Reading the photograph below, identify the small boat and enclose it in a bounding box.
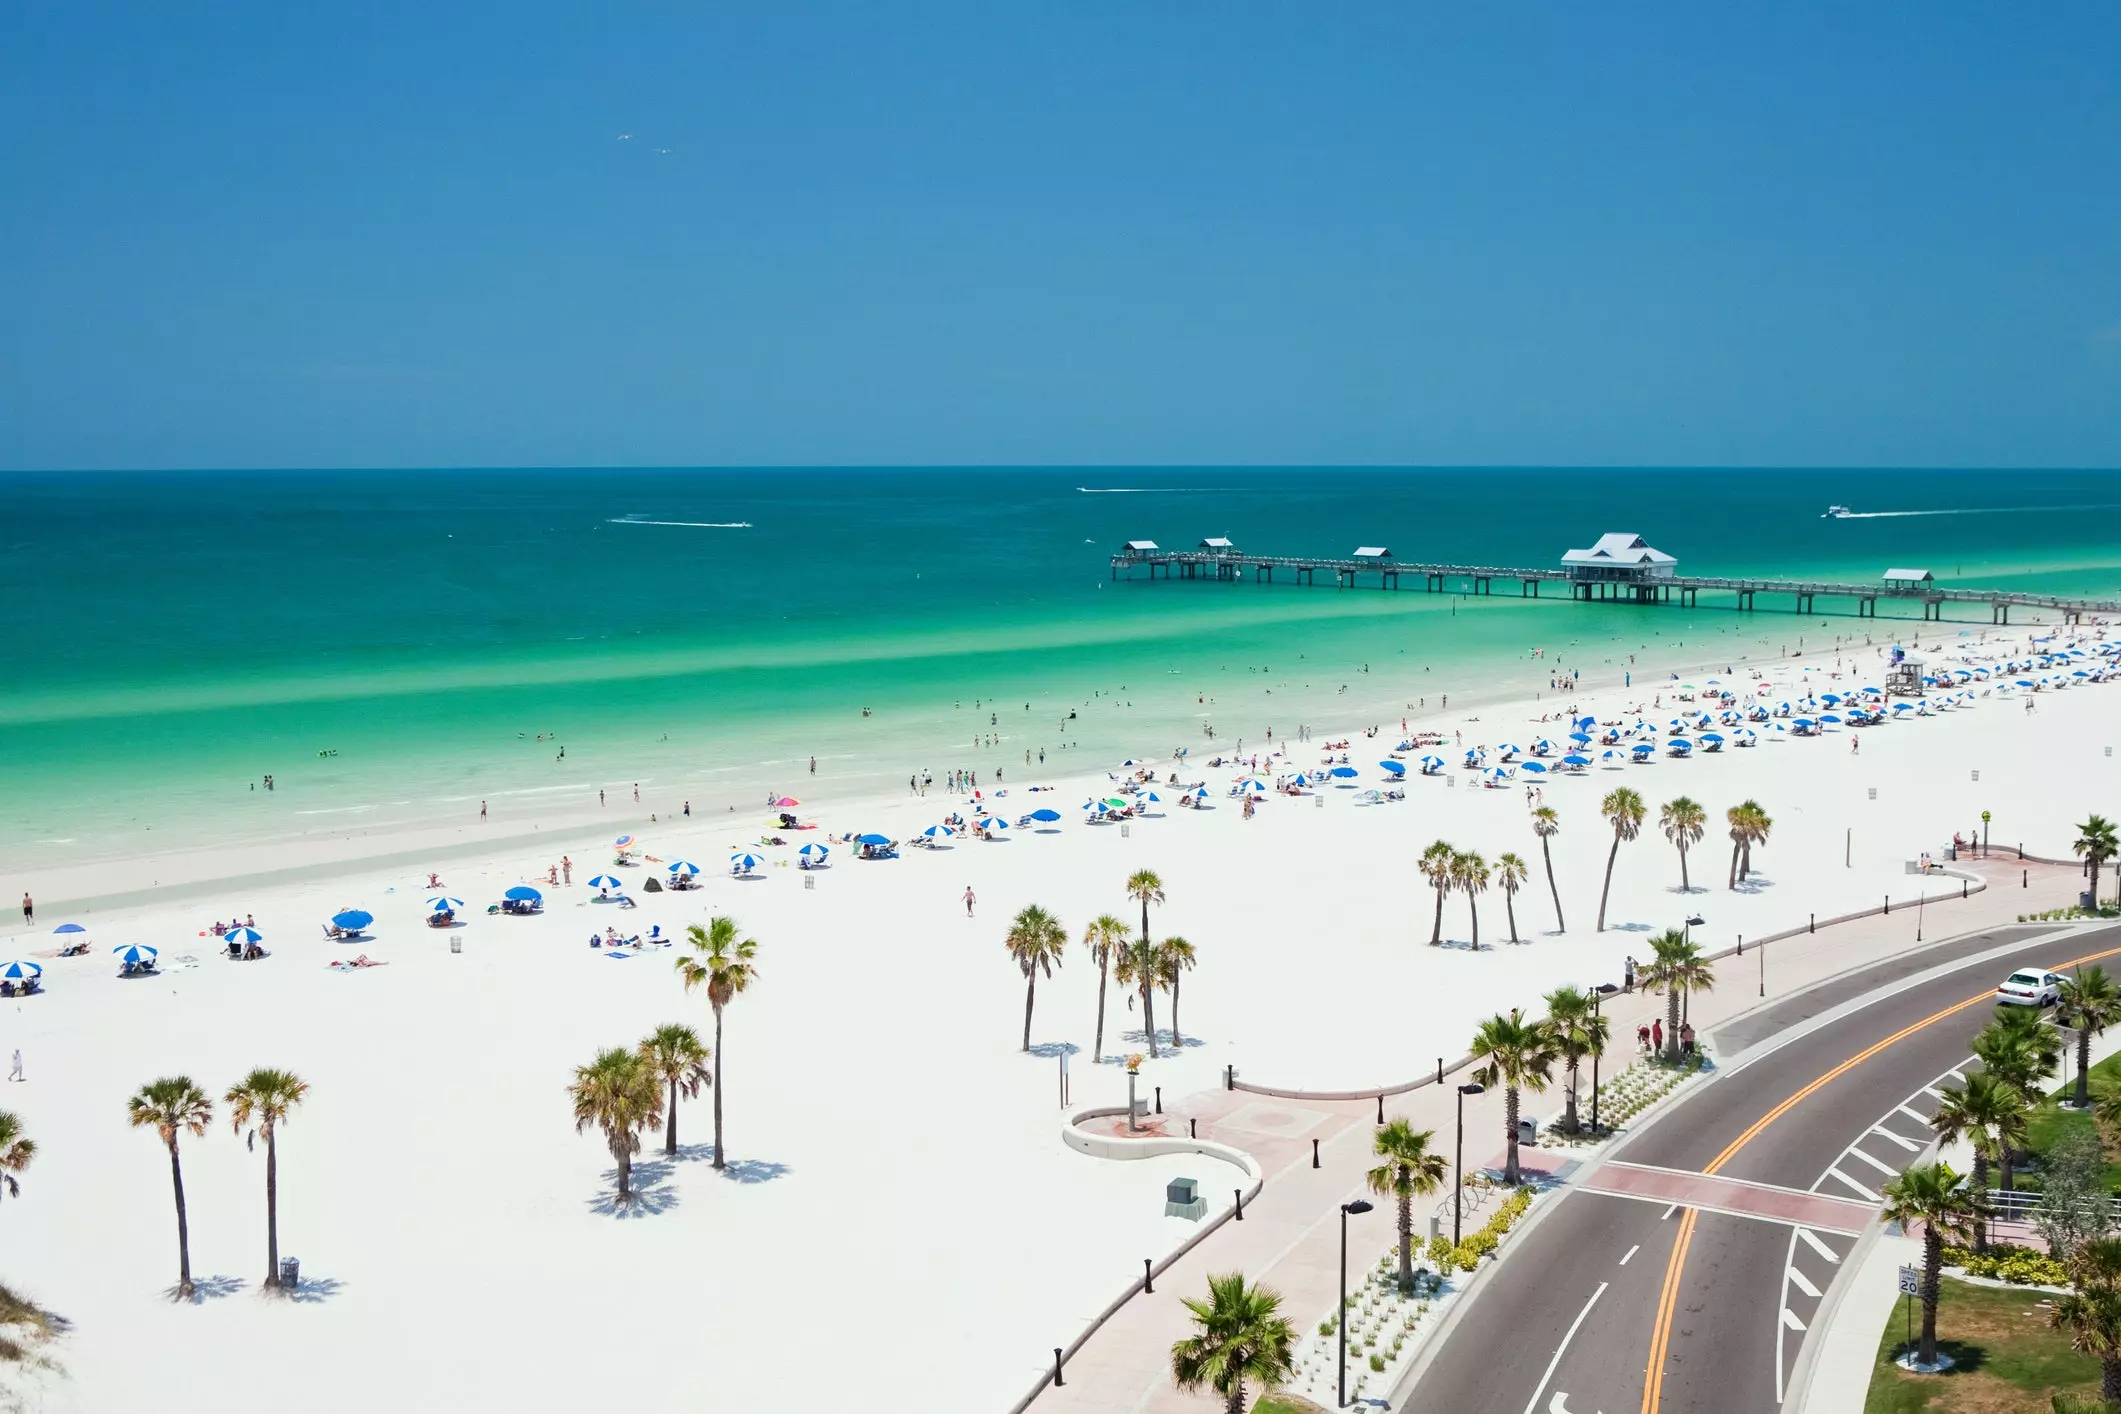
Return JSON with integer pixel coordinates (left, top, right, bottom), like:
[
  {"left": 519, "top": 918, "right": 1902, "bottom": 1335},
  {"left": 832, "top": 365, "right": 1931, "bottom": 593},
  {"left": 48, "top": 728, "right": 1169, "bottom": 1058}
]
[{"left": 1822, "top": 505, "right": 1853, "bottom": 519}]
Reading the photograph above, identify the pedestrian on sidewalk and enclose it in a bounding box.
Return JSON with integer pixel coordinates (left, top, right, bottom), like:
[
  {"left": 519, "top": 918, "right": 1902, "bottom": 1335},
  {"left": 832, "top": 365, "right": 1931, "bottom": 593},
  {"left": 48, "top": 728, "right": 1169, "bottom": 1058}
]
[
  {"left": 1637, "top": 1023, "right": 1651, "bottom": 1053},
  {"left": 1680, "top": 1022, "right": 1696, "bottom": 1056},
  {"left": 1651, "top": 1018, "right": 1664, "bottom": 1054},
  {"left": 1623, "top": 954, "right": 1637, "bottom": 992}
]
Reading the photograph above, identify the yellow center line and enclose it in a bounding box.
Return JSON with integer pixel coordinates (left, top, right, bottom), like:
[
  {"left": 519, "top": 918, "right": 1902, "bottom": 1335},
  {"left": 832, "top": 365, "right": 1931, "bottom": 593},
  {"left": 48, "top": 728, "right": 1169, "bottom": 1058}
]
[{"left": 1640, "top": 938, "right": 2121, "bottom": 1411}]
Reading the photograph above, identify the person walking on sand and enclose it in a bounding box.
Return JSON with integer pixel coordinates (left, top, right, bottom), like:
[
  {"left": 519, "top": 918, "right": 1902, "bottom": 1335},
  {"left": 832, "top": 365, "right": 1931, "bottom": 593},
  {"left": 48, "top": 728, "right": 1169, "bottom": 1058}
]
[
  {"left": 962, "top": 886, "right": 976, "bottom": 918},
  {"left": 480, "top": 800, "right": 487, "bottom": 820},
  {"left": 7, "top": 1050, "right": 18, "bottom": 1082},
  {"left": 561, "top": 856, "right": 572, "bottom": 885},
  {"left": 19, "top": 894, "right": 30, "bottom": 925}
]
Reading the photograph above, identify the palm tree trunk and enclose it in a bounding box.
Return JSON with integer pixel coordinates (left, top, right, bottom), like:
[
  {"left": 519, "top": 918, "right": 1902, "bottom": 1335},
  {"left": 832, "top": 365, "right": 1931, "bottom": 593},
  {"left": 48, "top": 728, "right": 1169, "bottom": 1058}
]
[
  {"left": 1541, "top": 839, "right": 1565, "bottom": 933},
  {"left": 616, "top": 1140, "right": 632, "bottom": 1199},
  {"left": 2078, "top": 1025, "right": 2094, "bottom": 1108},
  {"left": 263, "top": 1126, "right": 280, "bottom": 1289},
  {"left": 711, "top": 1007, "right": 727, "bottom": 1170},
  {"left": 1225, "top": 1384, "right": 1245, "bottom": 1414},
  {"left": 1729, "top": 841, "right": 1741, "bottom": 890},
  {"left": 2104, "top": 1349, "right": 2121, "bottom": 1406},
  {"left": 1468, "top": 896, "right": 1480, "bottom": 950},
  {"left": 1170, "top": 974, "right": 1183, "bottom": 1048},
  {"left": 1597, "top": 835, "right": 1620, "bottom": 931},
  {"left": 1430, "top": 885, "right": 1445, "bottom": 945},
  {"left": 1142, "top": 978, "right": 1159, "bottom": 1058},
  {"left": 1022, "top": 972, "right": 1036, "bottom": 1051},
  {"left": 1918, "top": 1227, "right": 1941, "bottom": 1366},
  {"left": 1505, "top": 891, "right": 1519, "bottom": 944},
  {"left": 1397, "top": 1188, "right": 1414, "bottom": 1290},
  {"left": 1678, "top": 842, "right": 1690, "bottom": 892},
  {"left": 1564, "top": 1059, "right": 1580, "bottom": 1134},
  {"left": 1971, "top": 1148, "right": 1990, "bottom": 1250},
  {"left": 167, "top": 1136, "right": 194, "bottom": 1299},
  {"left": 1666, "top": 989, "right": 1682, "bottom": 1062},
  {"left": 1741, "top": 840, "right": 1754, "bottom": 881},
  {"left": 1504, "top": 1085, "right": 1521, "bottom": 1184},
  {"left": 1094, "top": 954, "right": 1109, "bottom": 1063},
  {"left": 666, "top": 1077, "right": 679, "bottom": 1156},
  {"left": 2000, "top": 1144, "right": 2015, "bottom": 1191}
]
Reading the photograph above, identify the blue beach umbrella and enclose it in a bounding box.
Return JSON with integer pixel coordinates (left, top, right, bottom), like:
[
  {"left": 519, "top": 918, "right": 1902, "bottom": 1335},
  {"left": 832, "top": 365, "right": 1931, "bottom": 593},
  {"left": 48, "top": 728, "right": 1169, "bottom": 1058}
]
[
  {"left": 51, "top": 922, "right": 88, "bottom": 937},
  {"left": 919, "top": 824, "right": 955, "bottom": 840},
  {"left": 1600, "top": 748, "right": 1625, "bottom": 764},
  {"left": 1520, "top": 760, "right": 1548, "bottom": 774},
  {"left": 1328, "top": 765, "right": 1359, "bottom": 779},
  {"left": 1630, "top": 742, "right": 1655, "bottom": 757},
  {"left": 1027, "top": 808, "right": 1062, "bottom": 822},
  {"left": 1485, "top": 766, "right": 1513, "bottom": 782},
  {"left": 587, "top": 874, "right": 625, "bottom": 889},
  {"left": 224, "top": 926, "right": 264, "bottom": 945},
  {"left": 0, "top": 961, "right": 42, "bottom": 982},
  {"left": 665, "top": 860, "right": 700, "bottom": 876},
  {"left": 1143, "top": 791, "right": 1162, "bottom": 803},
  {"left": 1700, "top": 732, "right": 1724, "bottom": 746},
  {"left": 1819, "top": 714, "right": 1841, "bottom": 724},
  {"left": 798, "top": 842, "right": 830, "bottom": 859},
  {"left": 981, "top": 816, "right": 1009, "bottom": 832},
  {"left": 428, "top": 896, "right": 465, "bottom": 912},
  {"left": 331, "top": 909, "right": 374, "bottom": 931},
  {"left": 1419, "top": 756, "right": 1444, "bottom": 773},
  {"left": 503, "top": 885, "right": 542, "bottom": 903},
  {"left": 113, "top": 944, "right": 158, "bottom": 965},
  {"left": 729, "top": 852, "right": 765, "bottom": 872},
  {"left": 1575, "top": 715, "right": 1597, "bottom": 729},
  {"left": 1378, "top": 760, "right": 1406, "bottom": 776},
  {"left": 1192, "top": 786, "right": 1210, "bottom": 798},
  {"left": 1568, "top": 732, "right": 1593, "bottom": 745},
  {"left": 1561, "top": 753, "right": 1592, "bottom": 768},
  {"left": 856, "top": 833, "right": 892, "bottom": 846},
  {"left": 1082, "top": 799, "right": 1106, "bottom": 814},
  {"left": 1668, "top": 738, "right": 1693, "bottom": 752}
]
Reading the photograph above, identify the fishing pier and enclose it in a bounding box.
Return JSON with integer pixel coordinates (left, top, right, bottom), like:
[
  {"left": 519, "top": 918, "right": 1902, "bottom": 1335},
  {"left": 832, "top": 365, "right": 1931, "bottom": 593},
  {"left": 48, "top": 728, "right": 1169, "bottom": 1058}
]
[{"left": 1111, "top": 533, "right": 2121, "bottom": 625}]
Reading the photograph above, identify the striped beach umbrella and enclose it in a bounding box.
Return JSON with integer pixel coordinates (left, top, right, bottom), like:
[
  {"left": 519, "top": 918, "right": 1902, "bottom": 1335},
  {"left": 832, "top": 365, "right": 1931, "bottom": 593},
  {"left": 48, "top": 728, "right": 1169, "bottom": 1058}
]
[
  {"left": 113, "top": 944, "right": 159, "bottom": 966},
  {"left": 798, "top": 842, "right": 830, "bottom": 860},
  {"left": 0, "top": 961, "right": 42, "bottom": 982},
  {"left": 587, "top": 874, "right": 625, "bottom": 889},
  {"left": 224, "top": 927, "right": 264, "bottom": 945},
  {"left": 428, "top": 896, "right": 466, "bottom": 912},
  {"left": 729, "top": 853, "right": 765, "bottom": 873}
]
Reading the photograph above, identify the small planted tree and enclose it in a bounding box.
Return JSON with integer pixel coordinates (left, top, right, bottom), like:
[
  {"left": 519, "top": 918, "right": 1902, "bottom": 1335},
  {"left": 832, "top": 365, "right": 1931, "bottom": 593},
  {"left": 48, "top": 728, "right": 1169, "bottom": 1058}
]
[
  {"left": 225, "top": 1067, "right": 310, "bottom": 1291},
  {"left": 127, "top": 1077, "right": 213, "bottom": 1298},
  {"left": 569, "top": 1047, "right": 664, "bottom": 1202},
  {"left": 1419, "top": 841, "right": 1455, "bottom": 946},
  {"left": 1169, "top": 1271, "right": 1297, "bottom": 1414},
  {"left": 1366, "top": 1121, "right": 1447, "bottom": 1293},
  {"left": 1596, "top": 788, "right": 1645, "bottom": 931},
  {"left": 1470, "top": 1009, "right": 1554, "bottom": 1185},
  {"left": 1660, "top": 797, "right": 1706, "bottom": 892},
  {"left": 638, "top": 1023, "right": 711, "bottom": 1156},
  {"left": 1530, "top": 808, "right": 1564, "bottom": 933},
  {"left": 1879, "top": 1162, "right": 1980, "bottom": 1370},
  {"left": 2058, "top": 966, "right": 2121, "bottom": 1109},
  {"left": 0, "top": 1112, "right": 33, "bottom": 1207}
]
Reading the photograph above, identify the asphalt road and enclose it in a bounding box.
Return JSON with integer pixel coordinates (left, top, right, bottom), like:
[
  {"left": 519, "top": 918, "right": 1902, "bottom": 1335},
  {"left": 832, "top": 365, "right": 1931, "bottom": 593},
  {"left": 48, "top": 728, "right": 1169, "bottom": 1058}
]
[{"left": 1394, "top": 921, "right": 2121, "bottom": 1414}]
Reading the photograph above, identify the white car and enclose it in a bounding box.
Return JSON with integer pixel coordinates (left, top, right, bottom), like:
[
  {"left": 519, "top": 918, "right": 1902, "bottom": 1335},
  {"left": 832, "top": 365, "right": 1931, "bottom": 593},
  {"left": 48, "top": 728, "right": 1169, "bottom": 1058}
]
[{"left": 1996, "top": 969, "right": 2064, "bottom": 1007}]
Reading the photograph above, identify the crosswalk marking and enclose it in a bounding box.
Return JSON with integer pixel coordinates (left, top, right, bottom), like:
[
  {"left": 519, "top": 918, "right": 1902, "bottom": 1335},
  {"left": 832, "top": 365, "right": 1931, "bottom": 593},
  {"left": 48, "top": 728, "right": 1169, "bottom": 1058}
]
[
  {"left": 1782, "top": 1308, "right": 1808, "bottom": 1332},
  {"left": 1897, "top": 1104, "right": 1933, "bottom": 1126},
  {"left": 1847, "top": 1145, "right": 1901, "bottom": 1177},
  {"left": 1870, "top": 1125, "right": 1923, "bottom": 1153},
  {"left": 1787, "top": 1266, "right": 1822, "bottom": 1298},
  {"left": 1796, "top": 1227, "right": 1841, "bottom": 1264},
  {"left": 1827, "top": 1167, "right": 1882, "bottom": 1201},
  {"left": 1922, "top": 1086, "right": 1948, "bottom": 1101}
]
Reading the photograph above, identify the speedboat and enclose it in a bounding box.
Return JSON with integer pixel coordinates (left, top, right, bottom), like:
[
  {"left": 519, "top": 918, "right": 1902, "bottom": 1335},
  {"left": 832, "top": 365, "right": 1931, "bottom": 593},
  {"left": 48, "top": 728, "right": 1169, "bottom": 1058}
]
[{"left": 1822, "top": 505, "right": 1852, "bottom": 519}]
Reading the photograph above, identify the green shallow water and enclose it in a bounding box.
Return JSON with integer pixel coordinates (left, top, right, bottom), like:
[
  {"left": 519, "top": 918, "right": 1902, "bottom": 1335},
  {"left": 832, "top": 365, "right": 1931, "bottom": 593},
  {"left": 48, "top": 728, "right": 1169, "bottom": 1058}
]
[{"left": 3, "top": 466, "right": 2116, "bottom": 861}]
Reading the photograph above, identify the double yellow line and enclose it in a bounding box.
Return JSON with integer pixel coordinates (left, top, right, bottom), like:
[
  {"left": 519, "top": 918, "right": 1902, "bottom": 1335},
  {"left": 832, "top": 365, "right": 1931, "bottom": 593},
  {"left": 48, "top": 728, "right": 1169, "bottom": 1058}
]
[{"left": 1638, "top": 939, "right": 2121, "bottom": 1414}]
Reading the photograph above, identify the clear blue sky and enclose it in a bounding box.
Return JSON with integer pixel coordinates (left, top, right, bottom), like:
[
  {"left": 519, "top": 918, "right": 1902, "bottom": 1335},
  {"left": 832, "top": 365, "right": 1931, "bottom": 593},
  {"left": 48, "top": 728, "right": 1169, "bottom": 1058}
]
[{"left": 4, "top": 2, "right": 2118, "bottom": 470}]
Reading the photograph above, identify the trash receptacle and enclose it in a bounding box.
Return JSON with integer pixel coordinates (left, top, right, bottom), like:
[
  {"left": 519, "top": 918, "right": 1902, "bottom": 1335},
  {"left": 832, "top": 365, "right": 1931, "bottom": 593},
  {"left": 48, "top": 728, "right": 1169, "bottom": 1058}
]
[
  {"left": 1515, "top": 1116, "right": 1539, "bottom": 1146},
  {"left": 278, "top": 1257, "right": 300, "bottom": 1289},
  {"left": 449, "top": 937, "right": 462, "bottom": 954},
  {"left": 2083, "top": 892, "right": 2097, "bottom": 911}
]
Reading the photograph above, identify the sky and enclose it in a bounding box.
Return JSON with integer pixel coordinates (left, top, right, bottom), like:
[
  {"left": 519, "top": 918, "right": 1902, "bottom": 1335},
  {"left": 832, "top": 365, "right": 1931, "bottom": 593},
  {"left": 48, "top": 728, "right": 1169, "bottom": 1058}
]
[{"left": 3, "top": 2, "right": 2118, "bottom": 471}]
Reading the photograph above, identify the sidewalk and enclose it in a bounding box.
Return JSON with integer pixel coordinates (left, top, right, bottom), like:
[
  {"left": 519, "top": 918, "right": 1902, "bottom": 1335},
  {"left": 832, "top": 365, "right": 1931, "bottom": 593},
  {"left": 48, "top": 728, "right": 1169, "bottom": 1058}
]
[{"left": 1025, "top": 857, "right": 2085, "bottom": 1412}]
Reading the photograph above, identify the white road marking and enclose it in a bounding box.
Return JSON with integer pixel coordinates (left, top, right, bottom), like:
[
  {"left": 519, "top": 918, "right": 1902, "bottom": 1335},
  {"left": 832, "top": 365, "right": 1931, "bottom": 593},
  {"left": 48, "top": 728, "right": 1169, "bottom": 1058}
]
[
  {"left": 1948, "top": 1067, "right": 1969, "bottom": 1083},
  {"left": 1619, "top": 1244, "right": 1640, "bottom": 1266},
  {"left": 1827, "top": 1167, "right": 1882, "bottom": 1201},
  {"left": 1786, "top": 1266, "right": 1822, "bottom": 1298},
  {"left": 1846, "top": 1145, "right": 1902, "bottom": 1177},
  {"left": 1661, "top": 1204, "right": 1678, "bottom": 1220},
  {"left": 1921, "top": 1085, "right": 1948, "bottom": 1101},
  {"left": 1796, "top": 1227, "right": 1842, "bottom": 1264},
  {"left": 1520, "top": 1283, "right": 1608, "bottom": 1414},
  {"left": 1870, "top": 1124, "right": 1923, "bottom": 1152},
  {"left": 1551, "top": 1394, "right": 1602, "bottom": 1414},
  {"left": 1897, "top": 1103, "right": 1933, "bottom": 1125},
  {"left": 1781, "top": 1307, "right": 1808, "bottom": 1332}
]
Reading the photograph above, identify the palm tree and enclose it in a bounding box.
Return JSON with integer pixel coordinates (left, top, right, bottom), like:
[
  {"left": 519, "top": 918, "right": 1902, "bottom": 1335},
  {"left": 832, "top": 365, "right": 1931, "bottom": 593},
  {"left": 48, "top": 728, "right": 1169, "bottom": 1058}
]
[
  {"left": 676, "top": 916, "right": 759, "bottom": 1170},
  {"left": 225, "top": 1068, "right": 309, "bottom": 1291},
  {"left": 2059, "top": 966, "right": 2121, "bottom": 1109},
  {"left": 1470, "top": 1009, "right": 1554, "bottom": 1184},
  {"left": 1004, "top": 904, "right": 1068, "bottom": 1052},
  {"left": 1494, "top": 853, "right": 1529, "bottom": 944},
  {"left": 1084, "top": 914, "right": 1130, "bottom": 1064},
  {"left": 1453, "top": 851, "right": 1490, "bottom": 949},
  {"left": 1159, "top": 937, "right": 1198, "bottom": 1048},
  {"left": 1419, "top": 840, "right": 1456, "bottom": 945},
  {"left": 1660, "top": 796, "right": 1707, "bottom": 893},
  {"left": 1880, "top": 1162, "right": 1981, "bottom": 1369},
  {"left": 1531, "top": 807, "right": 1565, "bottom": 933},
  {"left": 1972, "top": 1010, "right": 2060, "bottom": 1188},
  {"left": 2074, "top": 815, "right": 2120, "bottom": 909},
  {"left": 638, "top": 1023, "right": 711, "bottom": 1156},
  {"left": 1725, "top": 802, "right": 1749, "bottom": 889},
  {"left": 569, "top": 1047, "right": 664, "bottom": 1202},
  {"left": 1168, "top": 1271, "right": 1297, "bottom": 1414},
  {"left": 127, "top": 1077, "right": 213, "bottom": 1298},
  {"left": 1640, "top": 929, "right": 1712, "bottom": 1061},
  {"left": 1114, "top": 937, "right": 1164, "bottom": 1059},
  {"left": 1596, "top": 787, "right": 1646, "bottom": 931},
  {"left": 0, "top": 1112, "right": 34, "bottom": 1206},
  {"left": 1929, "top": 1071, "right": 2027, "bottom": 1250},
  {"left": 2053, "top": 1237, "right": 2121, "bottom": 1404},
  {"left": 1367, "top": 1121, "right": 1447, "bottom": 1292},
  {"left": 1125, "top": 869, "right": 1168, "bottom": 1056},
  {"left": 1544, "top": 986, "right": 1609, "bottom": 1135},
  {"left": 1735, "top": 799, "right": 1772, "bottom": 883}
]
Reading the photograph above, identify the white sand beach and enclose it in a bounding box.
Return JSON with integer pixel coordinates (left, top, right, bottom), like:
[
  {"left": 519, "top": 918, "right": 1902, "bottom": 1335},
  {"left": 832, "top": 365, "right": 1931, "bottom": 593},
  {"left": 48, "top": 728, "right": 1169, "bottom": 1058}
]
[{"left": 2, "top": 627, "right": 2115, "bottom": 1412}]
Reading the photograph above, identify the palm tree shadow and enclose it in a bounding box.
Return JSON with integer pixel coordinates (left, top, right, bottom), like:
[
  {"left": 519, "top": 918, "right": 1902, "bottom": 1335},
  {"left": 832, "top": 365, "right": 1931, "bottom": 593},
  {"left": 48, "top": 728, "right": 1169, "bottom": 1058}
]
[
  {"left": 1732, "top": 872, "right": 1774, "bottom": 895},
  {"left": 169, "top": 1274, "right": 247, "bottom": 1303},
  {"left": 719, "top": 1158, "right": 790, "bottom": 1184},
  {"left": 585, "top": 1160, "right": 682, "bottom": 1218},
  {"left": 1029, "top": 1040, "right": 1081, "bottom": 1059},
  {"left": 287, "top": 1277, "right": 346, "bottom": 1305}
]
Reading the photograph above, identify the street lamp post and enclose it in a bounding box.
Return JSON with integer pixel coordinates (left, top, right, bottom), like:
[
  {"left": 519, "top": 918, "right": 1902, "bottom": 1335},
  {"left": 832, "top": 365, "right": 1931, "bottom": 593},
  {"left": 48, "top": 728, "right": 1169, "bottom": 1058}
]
[
  {"left": 1589, "top": 983, "right": 1619, "bottom": 1132},
  {"left": 1454, "top": 1082, "right": 1485, "bottom": 1245},
  {"left": 1682, "top": 915, "right": 1705, "bottom": 1028},
  {"left": 1338, "top": 1198, "right": 1374, "bottom": 1408}
]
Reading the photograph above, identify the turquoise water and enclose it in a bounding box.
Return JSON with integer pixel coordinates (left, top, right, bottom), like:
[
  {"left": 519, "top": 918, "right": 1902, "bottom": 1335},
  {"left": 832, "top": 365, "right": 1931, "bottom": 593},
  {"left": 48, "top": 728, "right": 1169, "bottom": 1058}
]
[{"left": 4, "top": 467, "right": 2118, "bottom": 860}]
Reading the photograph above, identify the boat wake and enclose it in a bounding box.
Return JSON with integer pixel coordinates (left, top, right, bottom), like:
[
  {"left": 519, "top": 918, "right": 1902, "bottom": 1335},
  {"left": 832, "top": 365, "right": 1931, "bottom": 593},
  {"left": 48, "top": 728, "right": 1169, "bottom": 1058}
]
[
  {"left": 607, "top": 517, "right": 754, "bottom": 528},
  {"left": 1833, "top": 504, "right": 2121, "bottom": 519}
]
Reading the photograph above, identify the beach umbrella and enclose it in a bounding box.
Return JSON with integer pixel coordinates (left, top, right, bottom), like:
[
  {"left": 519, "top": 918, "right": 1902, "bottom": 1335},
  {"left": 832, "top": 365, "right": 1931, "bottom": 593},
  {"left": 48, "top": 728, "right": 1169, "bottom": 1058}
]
[
  {"left": 729, "top": 852, "right": 765, "bottom": 872},
  {"left": 1700, "top": 732, "right": 1724, "bottom": 744},
  {"left": 1819, "top": 714, "right": 1841, "bottom": 725},
  {"left": 613, "top": 835, "right": 636, "bottom": 849},
  {"left": 1104, "top": 797, "right": 1133, "bottom": 810},
  {"left": 855, "top": 833, "right": 892, "bottom": 846},
  {"left": 330, "top": 909, "right": 374, "bottom": 932},
  {"left": 1568, "top": 732, "right": 1593, "bottom": 745},
  {"left": 1630, "top": 742, "right": 1655, "bottom": 757},
  {"left": 503, "top": 885, "right": 542, "bottom": 903},
  {"left": 1240, "top": 779, "right": 1268, "bottom": 794},
  {"left": 1328, "top": 765, "right": 1359, "bottom": 779},
  {"left": 113, "top": 944, "right": 159, "bottom": 965},
  {"left": 771, "top": 797, "right": 801, "bottom": 808},
  {"left": 1143, "top": 792, "right": 1162, "bottom": 803},
  {"left": 1379, "top": 760, "right": 1406, "bottom": 775},
  {"left": 1668, "top": 738, "right": 1693, "bottom": 752},
  {"left": 1027, "top": 808, "right": 1062, "bottom": 822},
  {"left": 427, "top": 896, "right": 465, "bottom": 912},
  {"left": 1521, "top": 760, "right": 1549, "bottom": 774},
  {"left": 221, "top": 926, "right": 263, "bottom": 946},
  {"left": 919, "top": 824, "right": 955, "bottom": 840},
  {"left": 51, "top": 922, "right": 88, "bottom": 938},
  {"left": 1419, "top": 756, "right": 1445, "bottom": 773},
  {"left": 666, "top": 860, "right": 700, "bottom": 876},
  {"left": 1561, "top": 753, "right": 1592, "bottom": 768},
  {"left": 1574, "top": 715, "right": 1596, "bottom": 730},
  {"left": 1081, "top": 799, "right": 1106, "bottom": 814},
  {"left": 587, "top": 874, "right": 625, "bottom": 889},
  {"left": 1893, "top": 702, "right": 1915, "bottom": 712},
  {"left": 981, "top": 816, "right": 1010, "bottom": 833},
  {"left": 1531, "top": 739, "right": 1553, "bottom": 755},
  {"left": 1497, "top": 744, "right": 1521, "bottom": 758},
  {"left": 1600, "top": 748, "right": 1625, "bottom": 764},
  {"left": 0, "top": 961, "right": 42, "bottom": 982},
  {"left": 1485, "top": 766, "right": 1513, "bottom": 782},
  {"left": 798, "top": 843, "right": 830, "bottom": 860},
  {"left": 1192, "top": 786, "right": 1210, "bottom": 798}
]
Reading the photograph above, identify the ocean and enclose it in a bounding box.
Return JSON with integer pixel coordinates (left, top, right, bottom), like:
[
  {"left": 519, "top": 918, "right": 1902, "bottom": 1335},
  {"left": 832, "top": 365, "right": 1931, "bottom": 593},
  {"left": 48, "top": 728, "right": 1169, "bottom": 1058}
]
[{"left": 4, "top": 466, "right": 2118, "bottom": 865}]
